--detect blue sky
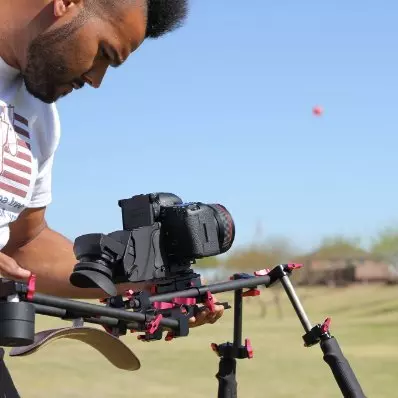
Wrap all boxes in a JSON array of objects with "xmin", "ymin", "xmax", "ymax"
[{"xmin": 47, "ymin": 0, "xmax": 398, "ymax": 255}]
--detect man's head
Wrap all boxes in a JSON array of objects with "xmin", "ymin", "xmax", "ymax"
[{"xmin": 22, "ymin": 0, "xmax": 188, "ymax": 104}]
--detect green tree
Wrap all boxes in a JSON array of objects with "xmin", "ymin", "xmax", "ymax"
[
  {"xmin": 307, "ymin": 235, "xmax": 368, "ymax": 260},
  {"xmin": 224, "ymin": 236, "xmax": 299, "ymax": 272},
  {"xmin": 370, "ymin": 227, "xmax": 398, "ymax": 261}
]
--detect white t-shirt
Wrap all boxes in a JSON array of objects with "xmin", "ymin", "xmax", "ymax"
[{"xmin": 0, "ymin": 57, "xmax": 60, "ymax": 250}]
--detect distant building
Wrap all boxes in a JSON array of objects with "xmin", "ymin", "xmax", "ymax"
[{"xmin": 295, "ymin": 249, "xmax": 397, "ymax": 286}]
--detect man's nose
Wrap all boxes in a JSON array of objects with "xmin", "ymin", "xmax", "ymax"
[{"xmin": 83, "ymin": 64, "xmax": 109, "ymax": 88}]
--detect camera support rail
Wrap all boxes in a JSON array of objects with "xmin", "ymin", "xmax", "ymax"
[{"xmin": 0, "ymin": 264, "xmax": 366, "ymax": 398}]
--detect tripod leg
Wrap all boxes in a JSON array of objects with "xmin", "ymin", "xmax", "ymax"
[
  {"xmin": 216, "ymin": 357, "xmax": 237, "ymax": 398},
  {"xmin": 0, "ymin": 349, "xmax": 21, "ymax": 398}
]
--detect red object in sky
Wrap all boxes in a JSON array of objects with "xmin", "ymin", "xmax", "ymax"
[{"xmin": 312, "ymin": 105, "xmax": 323, "ymax": 116}]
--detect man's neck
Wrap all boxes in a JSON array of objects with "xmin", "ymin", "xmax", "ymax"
[{"xmin": 0, "ymin": 0, "xmax": 53, "ymax": 71}]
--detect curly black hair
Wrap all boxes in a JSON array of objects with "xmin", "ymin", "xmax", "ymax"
[
  {"xmin": 84, "ymin": 0, "xmax": 189, "ymax": 39},
  {"xmin": 145, "ymin": 0, "xmax": 189, "ymax": 38}
]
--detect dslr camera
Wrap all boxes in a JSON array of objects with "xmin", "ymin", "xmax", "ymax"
[{"xmin": 70, "ymin": 193, "xmax": 235, "ymax": 296}]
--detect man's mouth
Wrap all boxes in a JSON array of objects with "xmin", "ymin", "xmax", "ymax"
[{"xmin": 59, "ymin": 78, "xmax": 86, "ymax": 99}]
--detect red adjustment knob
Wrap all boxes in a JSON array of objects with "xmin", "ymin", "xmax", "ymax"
[
  {"xmin": 245, "ymin": 338, "xmax": 254, "ymax": 359},
  {"xmin": 321, "ymin": 317, "xmax": 331, "ymax": 334},
  {"xmin": 242, "ymin": 289, "xmax": 261, "ymax": 297},
  {"xmin": 287, "ymin": 263, "xmax": 303, "ymax": 271},
  {"xmin": 153, "ymin": 301, "xmax": 174, "ymax": 310},
  {"xmin": 254, "ymin": 269, "xmax": 270, "ymax": 276},
  {"xmin": 173, "ymin": 297, "xmax": 196, "ymax": 306},
  {"xmin": 165, "ymin": 332, "xmax": 174, "ymax": 341},
  {"xmin": 99, "ymin": 298, "xmax": 108, "ymax": 304},
  {"xmin": 26, "ymin": 274, "xmax": 36, "ymax": 301},
  {"xmin": 211, "ymin": 343, "xmax": 219, "ymax": 356},
  {"xmin": 150, "ymin": 285, "xmax": 157, "ymax": 295},
  {"xmin": 147, "ymin": 314, "xmax": 163, "ymax": 334},
  {"xmin": 125, "ymin": 289, "xmax": 134, "ymax": 300},
  {"xmin": 204, "ymin": 291, "xmax": 216, "ymax": 313}
]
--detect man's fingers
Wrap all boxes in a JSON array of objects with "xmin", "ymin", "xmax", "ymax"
[
  {"xmin": 11, "ymin": 266, "xmax": 31, "ymax": 280},
  {"xmin": 189, "ymin": 308, "xmax": 210, "ymax": 328},
  {"xmin": 208, "ymin": 305, "xmax": 224, "ymax": 324},
  {"xmin": 4, "ymin": 264, "xmax": 31, "ymax": 280},
  {"xmin": 0, "ymin": 253, "xmax": 31, "ymax": 281},
  {"xmin": 189, "ymin": 303, "xmax": 225, "ymax": 327},
  {"xmin": 204, "ymin": 305, "xmax": 223, "ymax": 324}
]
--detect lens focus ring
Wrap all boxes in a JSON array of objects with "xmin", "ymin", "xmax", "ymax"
[{"xmin": 209, "ymin": 204, "xmax": 235, "ymax": 253}]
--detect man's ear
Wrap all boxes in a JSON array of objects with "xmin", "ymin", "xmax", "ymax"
[{"xmin": 53, "ymin": 0, "xmax": 83, "ymax": 18}]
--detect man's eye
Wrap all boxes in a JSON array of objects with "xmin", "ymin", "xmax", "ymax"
[{"xmin": 98, "ymin": 45, "xmax": 122, "ymax": 68}]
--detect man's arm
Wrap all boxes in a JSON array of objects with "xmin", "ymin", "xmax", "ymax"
[{"xmin": 2, "ymin": 207, "xmax": 146, "ymax": 298}]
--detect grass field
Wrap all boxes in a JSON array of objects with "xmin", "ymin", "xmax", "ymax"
[{"xmin": 4, "ymin": 284, "xmax": 398, "ymax": 397}]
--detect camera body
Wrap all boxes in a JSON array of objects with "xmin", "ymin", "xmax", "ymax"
[
  {"xmin": 70, "ymin": 193, "xmax": 235, "ymax": 296},
  {"xmin": 120, "ymin": 193, "xmax": 230, "ymax": 259}
]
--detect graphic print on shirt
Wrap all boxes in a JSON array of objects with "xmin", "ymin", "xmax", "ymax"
[{"xmin": 0, "ymin": 104, "xmax": 32, "ymax": 210}]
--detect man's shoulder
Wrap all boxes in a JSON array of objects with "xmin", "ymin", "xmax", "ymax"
[
  {"xmin": 0, "ymin": 77, "xmax": 61, "ymax": 162},
  {"xmin": 26, "ymin": 94, "xmax": 61, "ymax": 162},
  {"xmin": 31, "ymin": 99, "xmax": 61, "ymax": 138}
]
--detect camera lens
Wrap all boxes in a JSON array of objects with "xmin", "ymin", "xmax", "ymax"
[{"xmin": 208, "ymin": 204, "xmax": 235, "ymax": 253}]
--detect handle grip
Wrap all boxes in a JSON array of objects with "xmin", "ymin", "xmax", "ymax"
[
  {"xmin": 321, "ymin": 337, "xmax": 366, "ymax": 398},
  {"xmin": 216, "ymin": 357, "xmax": 237, "ymax": 398}
]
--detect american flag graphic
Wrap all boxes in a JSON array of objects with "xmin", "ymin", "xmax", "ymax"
[{"xmin": 0, "ymin": 106, "xmax": 32, "ymax": 199}]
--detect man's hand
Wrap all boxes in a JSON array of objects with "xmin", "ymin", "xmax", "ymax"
[
  {"xmin": 0, "ymin": 252, "xmax": 31, "ymax": 281},
  {"xmin": 188, "ymin": 293, "xmax": 225, "ymax": 328}
]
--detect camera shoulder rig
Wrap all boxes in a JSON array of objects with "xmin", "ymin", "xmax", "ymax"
[{"xmin": 0, "ymin": 263, "xmax": 366, "ymax": 398}]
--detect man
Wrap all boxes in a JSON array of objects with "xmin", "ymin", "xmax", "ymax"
[{"xmin": 0, "ymin": 0, "xmax": 224, "ymax": 395}]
